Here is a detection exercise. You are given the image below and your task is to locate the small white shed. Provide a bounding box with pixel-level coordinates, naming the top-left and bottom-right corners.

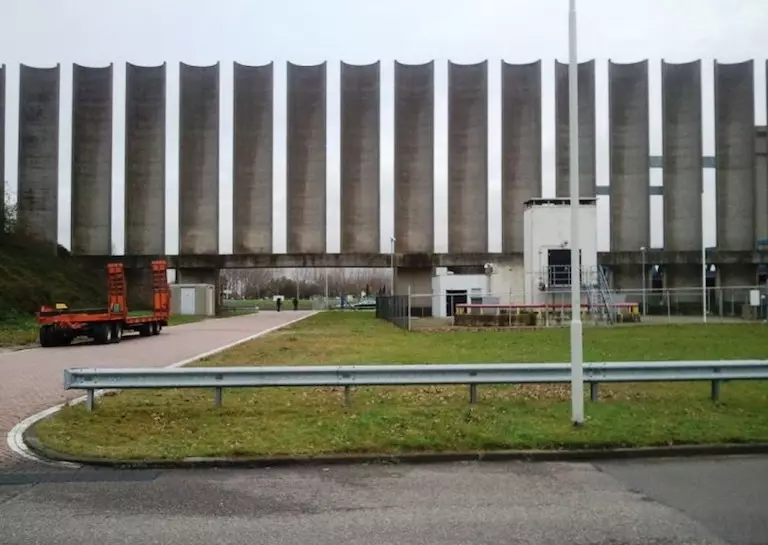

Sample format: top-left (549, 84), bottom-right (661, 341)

top-left (170, 283), bottom-right (216, 316)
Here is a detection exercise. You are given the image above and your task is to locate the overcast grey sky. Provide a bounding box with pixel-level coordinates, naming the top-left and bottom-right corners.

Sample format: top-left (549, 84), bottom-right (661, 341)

top-left (2, 0), bottom-right (767, 254)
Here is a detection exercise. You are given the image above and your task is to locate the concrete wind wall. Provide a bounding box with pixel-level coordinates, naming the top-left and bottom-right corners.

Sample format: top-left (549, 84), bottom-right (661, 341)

top-left (233, 62), bottom-right (273, 254)
top-left (715, 60), bottom-right (755, 251)
top-left (757, 126), bottom-right (768, 243)
top-left (17, 64), bottom-right (60, 249)
top-left (0, 65), bottom-right (4, 232)
top-left (125, 63), bottom-right (166, 256)
top-left (447, 61), bottom-right (488, 254)
top-left (71, 64), bottom-right (113, 255)
top-left (286, 62), bottom-right (326, 253)
top-left (179, 62), bottom-right (220, 255)
top-left (501, 61), bottom-right (542, 253)
top-left (394, 61), bottom-right (434, 253)
top-left (609, 60), bottom-right (650, 252)
top-left (340, 62), bottom-right (380, 254)
top-left (555, 60), bottom-right (596, 198)
top-left (662, 61), bottom-right (702, 252)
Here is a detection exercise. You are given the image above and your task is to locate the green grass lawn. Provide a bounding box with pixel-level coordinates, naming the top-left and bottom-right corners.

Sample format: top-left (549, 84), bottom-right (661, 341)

top-left (0, 314), bottom-right (211, 348)
top-left (31, 312), bottom-right (768, 461)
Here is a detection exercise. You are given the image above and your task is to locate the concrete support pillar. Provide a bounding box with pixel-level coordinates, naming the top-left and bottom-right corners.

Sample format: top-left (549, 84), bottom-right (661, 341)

top-left (717, 265), bottom-right (756, 288)
top-left (664, 264), bottom-right (702, 313)
top-left (394, 267), bottom-right (433, 317)
top-left (177, 268), bottom-right (222, 315)
top-left (611, 265), bottom-right (644, 291)
top-left (717, 265), bottom-right (756, 318)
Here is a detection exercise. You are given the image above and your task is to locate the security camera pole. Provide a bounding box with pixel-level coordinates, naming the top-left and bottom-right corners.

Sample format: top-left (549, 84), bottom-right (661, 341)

top-left (568, 0), bottom-right (585, 426)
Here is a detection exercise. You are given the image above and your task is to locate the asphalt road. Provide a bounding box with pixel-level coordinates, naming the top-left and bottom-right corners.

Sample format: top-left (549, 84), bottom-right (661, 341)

top-left (1, 456), bottom-right (766, 545)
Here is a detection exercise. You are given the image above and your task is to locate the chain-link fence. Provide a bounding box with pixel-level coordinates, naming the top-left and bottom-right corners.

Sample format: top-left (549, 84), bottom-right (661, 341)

top-left (375, 295), bottom-right (410, 330)
top-left (377, 286), bottom-right (768, 330)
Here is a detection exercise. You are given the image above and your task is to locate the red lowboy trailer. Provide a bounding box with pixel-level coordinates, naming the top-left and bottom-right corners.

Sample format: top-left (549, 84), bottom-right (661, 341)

top-left (35, 260), bottom-right (171, 347)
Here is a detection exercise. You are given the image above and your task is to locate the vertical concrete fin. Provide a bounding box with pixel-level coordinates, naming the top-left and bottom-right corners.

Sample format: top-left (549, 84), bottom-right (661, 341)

top-left (501, 60), bottom-right (542, 253)
top-left (0, 64), bottom-right (5, 233)
top-left (125, 62), bottom-right (166, 256)
top-left (340, 61), bottom-right (380, 254)
top-left (17, 64), bottom-right (60, 250)
top-left (608, 60), bottom-right (650, 252)
top-left (662, 60), bottom-right (702, 252)
top-left (394, 61), bottom-right (434, 253)
top-left (555, 59), bottom-right (596, 199)
top-left (233, 61), bottom-right (273, 254)
top-left (286, 61), bottom-right (327, 254)
top-left (71, 63), bottom-right (113, 255)
top-left (447, 61), bottom-right (488, 254)
top-left (756, 63), bottom-right (768, 243)
top-left (179, 62), bottom-right (220, 255)
top-left (715, 60), bottom-right (755, 251)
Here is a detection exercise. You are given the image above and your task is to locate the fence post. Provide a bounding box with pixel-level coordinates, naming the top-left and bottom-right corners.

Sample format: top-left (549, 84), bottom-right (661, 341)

top-left (711, 367), bottom-right (721, 401)
top-left (86, 389), bottom-right (95, 412)
top-left (407, 285), bottom-right (412, 331)
top-left (214, 387), bottom-right (223, 408)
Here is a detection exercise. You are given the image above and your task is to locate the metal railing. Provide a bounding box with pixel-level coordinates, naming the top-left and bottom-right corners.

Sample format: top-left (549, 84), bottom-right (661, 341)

top-left (375, 295), bottom-right (411, 329)
top-left (64, 360), bottom-right (768, 411)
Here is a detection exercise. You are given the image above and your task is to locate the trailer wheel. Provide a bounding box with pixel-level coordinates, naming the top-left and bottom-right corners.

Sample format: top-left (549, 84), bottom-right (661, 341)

top-left (93, 323), bottom-right (112, 345)
top-left (151, 322), bottom-right (160, 336)
top-left (138, 325), bottom-right (151, 337)
top-left (110, 322), bottom-right (123, 343)
top-left (39, 326), bottom-right (56, 348)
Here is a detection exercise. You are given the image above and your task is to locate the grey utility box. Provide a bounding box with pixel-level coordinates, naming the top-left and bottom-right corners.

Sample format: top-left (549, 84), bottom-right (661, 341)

top-left (170, 283), bottom-right (216, 316)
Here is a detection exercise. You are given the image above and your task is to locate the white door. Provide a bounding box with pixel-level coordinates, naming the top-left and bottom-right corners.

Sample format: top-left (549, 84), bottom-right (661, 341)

top-left (180, 288), bottom-right (196, 315)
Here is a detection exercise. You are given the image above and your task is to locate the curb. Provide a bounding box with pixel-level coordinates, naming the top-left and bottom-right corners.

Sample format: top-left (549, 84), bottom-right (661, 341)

top-left (7, 311), bottom-right (319, 467)
top-left (22, 426), bottom-right (768, 470)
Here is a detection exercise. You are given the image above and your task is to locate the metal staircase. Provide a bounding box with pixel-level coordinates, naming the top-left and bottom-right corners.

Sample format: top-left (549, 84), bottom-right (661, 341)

top-left (586, 267), bottom-right (617, 324)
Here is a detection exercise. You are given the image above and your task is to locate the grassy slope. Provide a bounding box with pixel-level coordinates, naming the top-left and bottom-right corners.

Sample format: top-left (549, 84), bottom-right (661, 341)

top-left (0, 235), bottom-right (211, 347)
top-left (33, 313), bottom-right (768, 460)
top-left (0, 235), bottom-right (106, 346)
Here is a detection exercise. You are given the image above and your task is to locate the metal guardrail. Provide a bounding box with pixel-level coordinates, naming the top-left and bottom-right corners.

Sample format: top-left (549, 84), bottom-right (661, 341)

top-left (64, 361), bottom-right (768, 411)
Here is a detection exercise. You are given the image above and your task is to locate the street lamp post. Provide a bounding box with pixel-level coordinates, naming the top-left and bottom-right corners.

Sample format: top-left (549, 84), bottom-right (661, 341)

top-left (390, 236), bottom-right (396, 296)
top-left (701, 189), bottom-right (707, 323)
top-left (640, 246), bottom-right (647, 315)
top-left (568, 0), bottom-right (584, 426)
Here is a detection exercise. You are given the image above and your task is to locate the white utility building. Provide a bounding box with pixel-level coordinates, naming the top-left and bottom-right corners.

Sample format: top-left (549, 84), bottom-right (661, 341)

top-left (429, 197), bottom-right (598, 317)
top-left (523, 198), bottom-right (598, 305)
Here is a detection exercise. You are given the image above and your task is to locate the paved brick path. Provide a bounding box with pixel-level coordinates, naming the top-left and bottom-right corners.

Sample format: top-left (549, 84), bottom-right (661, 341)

top-left (0, 311), bottom-right (315, 469)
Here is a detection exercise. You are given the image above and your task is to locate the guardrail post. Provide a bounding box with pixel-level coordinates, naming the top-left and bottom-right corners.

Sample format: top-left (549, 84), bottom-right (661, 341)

top-left (589, 382), bottom-right (598, 402)
top-left (86, 389), bottom-right (95, 412)
top-left (214, 387), bottom-right (223, 408)
top-left (711, 368), bottom-right (721, 402)
top-left (344, 386), bottom-right (351, 408)
top-left (469, 384), bottom-right (478, 405)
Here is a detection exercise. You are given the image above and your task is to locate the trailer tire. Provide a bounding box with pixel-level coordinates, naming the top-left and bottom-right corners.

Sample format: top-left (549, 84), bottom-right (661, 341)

top-left (39, 326), bottom-right (56, 348)
top-left (93, 323), bottom-right (112, 345)
top-left (110, 322), bottom-right (123, 343)
top-left (151, 322), bottom-right (160, 336)
top-left (138, 325), bottom-right (151, 337)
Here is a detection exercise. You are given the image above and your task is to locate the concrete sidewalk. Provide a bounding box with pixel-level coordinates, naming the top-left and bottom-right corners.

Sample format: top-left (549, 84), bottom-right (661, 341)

top-left (0, 311), bottom-right (315, 468)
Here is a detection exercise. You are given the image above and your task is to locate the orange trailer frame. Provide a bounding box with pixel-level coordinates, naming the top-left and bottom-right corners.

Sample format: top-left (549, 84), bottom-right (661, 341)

top-left (35, 260), bottom-right (171, 347)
